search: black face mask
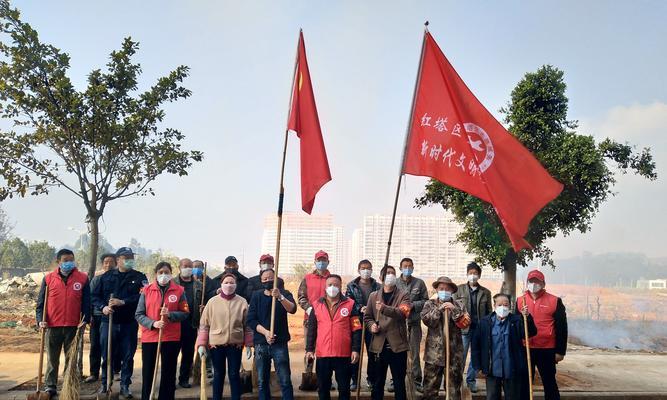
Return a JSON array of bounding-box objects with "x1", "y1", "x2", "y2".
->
[{"x1": 262, "y1": 281, "x2": 274, "y2": 290}]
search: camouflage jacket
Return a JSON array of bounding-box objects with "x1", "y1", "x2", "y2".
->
[{"x1": 420, "y1": 295, "x2": 466, "y2": 367}]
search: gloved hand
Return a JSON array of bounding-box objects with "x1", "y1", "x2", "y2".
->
[
  {"x1": 198, "y1": 346, "x2": 207, "y2": 359},
  {"x1": 245, "y1": 347, "x2": 252, "y2": 360}
]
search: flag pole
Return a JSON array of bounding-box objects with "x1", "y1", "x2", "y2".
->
[
  {"x1": 270, "y1": 29, "x2": 301, "y2": 336},
  {"x1": 383, "y1": 22, "x2": 429, "y2": 267}
]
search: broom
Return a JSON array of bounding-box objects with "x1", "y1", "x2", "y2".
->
[{"x1": 60, "y1": 315, "x2": 85, "y2": 400}]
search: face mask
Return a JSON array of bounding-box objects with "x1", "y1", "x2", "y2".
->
[
  {"x1": 437, "y1": 291, "x2": 452, "y2": 301},
  {"x1": 225, "y1": 265, "x2": 238, "y2": 272},
  {"x1": 384, "y1": 273, "x2": 397, "y2": 287},
  {"x1": 222, "y1": 283, "x2": 237, "y2": 295},
  {"x1": 262, "y1": 281, "x2": 274, "y2": 290},
  {"x1": 192, "y1": 268, "x2": 203, "y2": 277},
  {"x1": 181, "y1": 268, "x2": 193, "y2": 278},
  {"x1": 402, "y1": 269, "x2": 413, "y2": 277},
  {"x1": 326, "y1": 286, "x2": 340, "y2": 298},
  {"x1": 527, "y1": 282, "x2": 542, "y2": 293},
  {"x1": 359, "y1": 269, "x2": 372, "y2": 279},
  {"x1": 123, "y1": 259, "x2": 136, "y2": 270},
  {"x1": 157, "y1": 274, "x2": 172, "y2": 286},
  {"x1": 468, "y1": 274, "x2": 479, "y2": 283},
  {"x1": 60, "y1": 261, "x2": 75, "y2": 274},
  {"x1": 260, "y1": 263, "x2": 272, "y2": 271},
  {"x1": 315, "y1": 261, "x2": 328, "y2": 271},
  {"x1": 495, "y1": 305, "x2": 510, "y2": 318}
]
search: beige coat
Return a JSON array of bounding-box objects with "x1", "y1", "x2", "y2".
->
[{"x1": 198, "y1": 295, "x2": 248, "y2": 346}]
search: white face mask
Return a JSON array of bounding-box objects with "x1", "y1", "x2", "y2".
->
[
  {"x1": 260, "y1": 263, "x2": 272, "y2": 271},
  {"x1": 157, "y1": 274, "x2": 172, "y2": 286},
  {"x1": 495, "y1": 305, "x2": 510, "y2": 318},
  {"x1": 180, "y1": 268, "x2": 193, "y2": 278},
  {"x1": 468, "y1": 274, "x2": 479, "y2": 283},
  {"x1": 221, "y1": 283, "x2": 237, "y2": 295},
  {"x1": 384, "y1": 273, "x2": 397, "y2": 287},
  {"x1": 326, "y1": 286, "x2": 340, "y2": 298},
  {"x1": 527, "y1": 282, "x2": 543, "y2": 293},
  {"x1": 359, "y1": 269, "x2": 372, "y2": 279}
]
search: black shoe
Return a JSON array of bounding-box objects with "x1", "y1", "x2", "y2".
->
[
  {"x1": 350, "y1": 382, "x2": 358, "y2": 391},
  {"x1": 84, "y1": 375, "x2": 98, "y2": 383},
  {"x1": 415, "y1": 382, "x2": 424, "y2": 393},
  {"x1": 120, "y1": 385, "x2": 133, "y2": 398},
  {"x1": 179, "y1": 381, "x2": 192, "y2": 389},
  {"x1": 98, "y1": 385, "x2": 108, "y2": 394},
  {"x1": 387, "y1": 379, "x2": 395, "y2": 392},
  {"x1": 45, "y1": 387, "x2": 57, "y2": 396},
  {"x1": 468, "y1": 381, "x2": 478, "y2": 393}
]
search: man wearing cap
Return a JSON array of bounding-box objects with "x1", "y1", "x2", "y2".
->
[
  {"x1": 396, "y1": 257, "x2": 429, "y2": 391},
  {"x1": 246, "y1": 254, "x2": 285, "y2": 300},
  {"x1": 421, "y1": 276, "x2": 466, "y2": 400},
  {"x1": 298, "y1": 250, "x2": 332, "y2": 337},
  {"x1": 36, "y1": 249, "x2": 90, "y2": 397},
  {"x1": 516, "y1": 270, "x2": 568, "y2": 400},
  {"x1": 453, "y1": 261, "x2": 492, "y2": 393},
  {"x1": 173, "y1": 258, "x2": 204, "y2": 388},
  {"x1": 86, "y1": 253, "x2": 117, "y2": 383},
  {"x1": 92, "y1": 246, "x2": 147, "y2": 398},
  {"x1": 214, "y1": 256, "x2": 249, "y2": 302}
]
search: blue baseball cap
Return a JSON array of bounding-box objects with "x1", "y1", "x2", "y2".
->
[{"x1": 115, "y1": 247, "x2": 135, "y2": 257}]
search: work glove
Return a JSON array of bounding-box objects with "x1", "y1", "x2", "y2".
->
[{"x1": 198, "y1": 346, "x2": 207, "y2": 359}]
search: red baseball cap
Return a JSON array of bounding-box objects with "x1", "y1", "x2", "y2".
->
[
  {"x1": 314, "y1": 250, "x2": 329, "y2": 260},
  {"x1": 259, "y1": 254, "x2": 274, "y2": 263},
  {"x1": 527, "y1": 269, "x2": 545, "y2": 283}
]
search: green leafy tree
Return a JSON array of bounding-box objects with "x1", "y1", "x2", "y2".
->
[
  {"x1": 27, "y1": 240, "x2": 55, "y2": 271},
  {"x1": 416, "y1": 66, "x2": 657, "y2": 299},
  {"x1": 0, "y1": 1, "x2": 203, "y2": 278},
  {"x1": 291, "y1": 262, "x2": 311, "y2": 282},
  {"x1": 0, "y1": 236, "x2": 30, "y2": 268}
]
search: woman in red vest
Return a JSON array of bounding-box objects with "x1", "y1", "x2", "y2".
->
[{"x1": 135, "y1": 261, "x2": 190, "y2": 400}]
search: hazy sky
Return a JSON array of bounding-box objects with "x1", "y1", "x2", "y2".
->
[{"x1": 3, "y1": 1, "x2": 666, "y2": 270}]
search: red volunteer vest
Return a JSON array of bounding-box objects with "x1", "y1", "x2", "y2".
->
[
  {"x1": 141, "y1": 281, "x2": 188, "y2": 343},
  {"x1": 312, "y1": 297, "x2": 362, "y2": 358},
  {"x1": 45, "y1": 268, "x2": 88, "y2": 327},
  {"x1": 517, "y1": 290, "x2": 558, "y2": 349},
  {"x1": 303, "y1": 271, "x2": 330, "y2": 320}
]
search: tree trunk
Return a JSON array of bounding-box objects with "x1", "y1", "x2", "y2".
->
[
  {"x1": 501, "y1": 249, "x2": 517, "y2": 305},
  {"x1": 87, "y1": 212, "x2": 100, "y2": 280}
]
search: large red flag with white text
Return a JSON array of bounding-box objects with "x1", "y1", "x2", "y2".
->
[
  {"x1": 287, "y1": 31, "x2": 331, "y2": 214},
  {"x1": 403, "y1": 32, "x2": 563, "y2": 251}
]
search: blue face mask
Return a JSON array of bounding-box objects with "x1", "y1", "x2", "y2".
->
[
  {"x1": 437, "y1": 291, "x2": 452, "y2": 301},
  {"x1": 193, "y1": 268, "x2": 203, "y2": 277},
  {"x1": 402, "y1": 269, "x2": 413, "y2": 277},
  {"x1": 123, "y1": 259, "x2": 136, "y2": 270},
  {"x1": 60, "y1": 261, "x2": 75, "y2": 273},
  {"x1": 315, "y1": 261, "x2": 328, "y2": 270}
]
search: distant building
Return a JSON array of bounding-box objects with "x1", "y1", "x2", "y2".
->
[{"x1": 636, "y1": 279, "x2": 667, "y2": 290}]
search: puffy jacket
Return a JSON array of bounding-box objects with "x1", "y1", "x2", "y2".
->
[
  {"x1": 92, "y1": 268, "x2": 147, "y2": 324},
  {"x1": 298, "y1": 270, "x2": 330, "y2": 320},
  {"x1": 135, "y1": 281, "x2": 189, "y2": 343},
  {"x1": 306, "y1": 296, "x2": 362, "y2": 358},
  {"x1": 36, "y1": 268, "x2": 90, "y2": 327},
  {"x1": 517, "y1": 290, "x2": 568, "y2": 355},
  {"x1": 345, "y1": 277, "x2": 381, "y2": 314}
]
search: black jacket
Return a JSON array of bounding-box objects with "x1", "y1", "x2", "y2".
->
[
  {"x1": 92, "y1": 268, "x2": 147, "y2": 324},
  {"x1": 472, "y1": 312, "x2": 537, "y2": 378},
  {"x1": 245, "y1": 274, "x2": 285, "y2": 302}
]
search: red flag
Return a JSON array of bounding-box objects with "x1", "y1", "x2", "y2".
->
[
  {"x1": 403, "y1": 32, "x2": 563, "y2": 251},
  {"x1": 287, "y1": 31, "x2": 331, "y2": 214}
]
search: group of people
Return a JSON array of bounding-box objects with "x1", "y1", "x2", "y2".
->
[{"x1": 35, "y1": 247, "x2": 567, "y2": 400}]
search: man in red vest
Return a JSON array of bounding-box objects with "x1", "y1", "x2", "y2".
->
[
  {"x1": 516, "y1": 270, "x2": 568, "y2": 400},
  {"x1": 298, "y1": 250, "x2": 331, "y2": 330},
  {"x1": 35, "y1": 249, "x2": 91, "y2": 397},
  {"x1": 306, "y1": 274, "x2": 362, "y2": 400}
]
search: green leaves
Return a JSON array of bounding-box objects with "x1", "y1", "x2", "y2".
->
[{"x1": 417, "y1": 65, "x2": 657, "y2": 269}]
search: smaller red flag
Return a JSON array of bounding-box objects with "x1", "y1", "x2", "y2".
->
[
  {"x1": 287, "y1": 31, "x2": 331, "y2": 214},
  {"x1": 402, "y1": 32, "x2": 563, "y2": 251}
]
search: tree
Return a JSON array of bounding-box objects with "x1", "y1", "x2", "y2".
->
[
  {"x1": 291, "y1": 262, "x2": 311, "y2": 282},
  {"x1": 416, "y1": 66, "x2": 657, "y2": 300},
  {"x1": 0, "y1": 236, "x2": 30, "y2": 268},
  {"x1": 27, "y1": 240, "x2": 55, "y2": 271},
  {"x1": 0, "y1": 206, "x2": 12, "y2": 244},
  {"x1": 0, "y1": 1, "x2": 203, "y2": 278}
]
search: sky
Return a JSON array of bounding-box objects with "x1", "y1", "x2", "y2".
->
[{"x1": 2, "y1": 1, "x2": 666, "y2": 271}]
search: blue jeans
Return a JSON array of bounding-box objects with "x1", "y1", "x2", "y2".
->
[
  {"x1": 255, "y1": 343, "x2": 294, "y2": 400},
  {"x1": 210, "y1": 346, "x2": 242, "y2": 400},
  {"x1": 100, "y1": 320, "x2": 138, "y2": 388},
  {"x1": 462, "y1": 330, "x2": 477, "y2": 385}
]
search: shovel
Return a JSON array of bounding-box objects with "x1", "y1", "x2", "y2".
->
[
  {"x1": 199, "y1": 353, "x2": 207, "y2": 400},
  {"x1": 97, "y1": 295, "x2": 119, "y2": 400},
  {"x1": 28, "y1": 286, "x2": 50, "y2": 400},
  {"x1": 298, "y1": 356, "x2": 318, "y2": 391}
]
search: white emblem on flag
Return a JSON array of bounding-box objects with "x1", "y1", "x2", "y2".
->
[
  {"x1": 73, "y1": 282, "x2": 82, "y2": 291},
  {"x1": 340, "y1": 308, "x2": 349, "y2": 317},
  {"x1": 464, "y1": 123, "x2": 495, "y2": 172},
  {"x1": 168, "y1": 294, "x2": 178, "y2": 303}
]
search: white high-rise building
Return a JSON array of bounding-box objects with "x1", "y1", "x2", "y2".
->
[
  {"x1": 260, "y1": 213, "x2": 346, "y2": 275},
  {"x1": 358, "y1": 213, "x2": 502, "y2": 281}
]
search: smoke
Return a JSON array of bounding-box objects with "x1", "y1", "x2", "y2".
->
[{"x1": 569, "y1": 319, "x2": 667, "y2": 352}]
